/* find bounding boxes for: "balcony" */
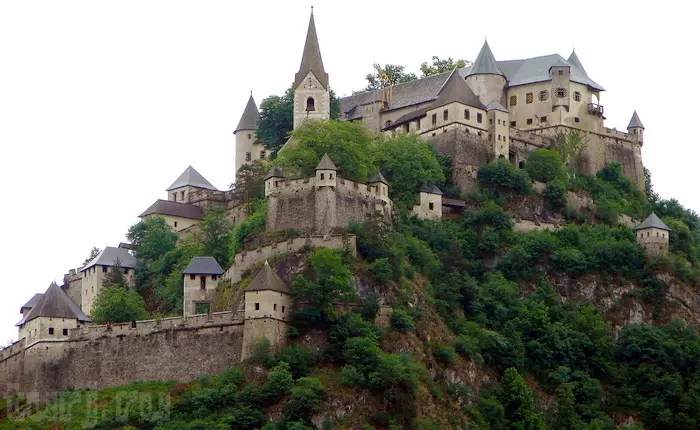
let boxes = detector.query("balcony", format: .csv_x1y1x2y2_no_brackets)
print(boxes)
588,103,604,116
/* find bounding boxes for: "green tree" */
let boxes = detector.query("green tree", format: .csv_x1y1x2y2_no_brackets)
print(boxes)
477,159,532,194
83,247,101,265
102,258,127,288
283,377,327,424
256,86,294,156
553,129,587,170
553,383,582,430
198,206,232,267
419,56,471,77
232,160,267,205
91,285,149,324
390,309,415,332
363,63,417,91
127,216,179,294
498,368,546,430
525,149,565,183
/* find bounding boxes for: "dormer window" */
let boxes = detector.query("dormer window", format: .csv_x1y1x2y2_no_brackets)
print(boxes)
306,97,316,111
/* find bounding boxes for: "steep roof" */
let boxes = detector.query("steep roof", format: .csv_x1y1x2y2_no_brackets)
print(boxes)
467,40,504,77
420,184,443,195
294,10,328,89
166,166,218,191
368,172,388,184
139,199,205,220
246,261,289,294
18,283,91,326
634,213,671,231
81,247,136,272
235,94,260,133
20,293,43,312
316,153,337,171
486,100,508,112
628,111,645,129
183,257,224,275
567,50,588,76
264,166,286,180
431,68,485,110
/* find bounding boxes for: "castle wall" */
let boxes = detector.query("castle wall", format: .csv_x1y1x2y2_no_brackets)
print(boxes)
242,317,288,360
429,128,492,193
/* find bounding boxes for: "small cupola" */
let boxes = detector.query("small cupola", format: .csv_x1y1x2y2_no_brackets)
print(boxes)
264,166,286,196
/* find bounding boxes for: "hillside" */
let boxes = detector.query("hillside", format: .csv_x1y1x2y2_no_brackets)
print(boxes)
3,122,700,430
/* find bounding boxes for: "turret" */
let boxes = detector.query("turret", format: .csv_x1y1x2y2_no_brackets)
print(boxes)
368,172,389,201
264,166,286,197
412,184,443,220
315,154,337,187
465,40,506,107
627,111,644,145
166,166,218,203
634,213,670,257
182,257,224,318
234,93,265,173
486,100,509,160
549,59,571,113
293,8,330,129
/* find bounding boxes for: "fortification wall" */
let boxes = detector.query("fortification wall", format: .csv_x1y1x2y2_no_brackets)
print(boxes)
267,188,317,231
429,128,492,193
224,235,357,284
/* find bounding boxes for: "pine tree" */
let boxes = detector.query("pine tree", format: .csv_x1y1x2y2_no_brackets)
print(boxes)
102,258,127,288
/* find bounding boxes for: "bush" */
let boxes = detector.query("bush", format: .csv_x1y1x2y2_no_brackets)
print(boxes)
91,286,149,324
550,248,589,276
277,346,316,380
433,344,457,366
371,258,393,284
544,180,568,212
283,377,327,424
477,159,532,194
525,149,565,183
390,309,415,332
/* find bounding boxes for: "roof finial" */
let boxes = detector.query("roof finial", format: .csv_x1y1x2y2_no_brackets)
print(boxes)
250,90,252,96
311,5,313,14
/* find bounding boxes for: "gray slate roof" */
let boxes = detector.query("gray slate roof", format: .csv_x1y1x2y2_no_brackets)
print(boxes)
183,257,224,275
316,154,337,170
167,166,218,191
246,261,289,294
235,94,260,133
431,68,485,110
264,166,286,180
468,40,504,76
383,108,428,131
139,199,205,220
18,283,91,326
628,111,644,129
420,184,443,195
486,100,508,112
634,213,671,231
81,247,136,272
20,293,44,311
567,50,588,76
368,172,388,184
294,11,328,89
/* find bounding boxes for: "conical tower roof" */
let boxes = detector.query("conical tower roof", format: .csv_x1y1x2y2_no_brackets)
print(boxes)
628,111,645,129
166,166,218,191
567,50,588,77
246,261,289,294
316,153,337,171
18,283,91,326
294,9,328,89
634,213,670,231
235,94,260,133
433,68,484,109
467,40,504,77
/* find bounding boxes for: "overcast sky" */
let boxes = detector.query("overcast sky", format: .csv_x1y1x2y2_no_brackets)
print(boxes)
0,1,695,343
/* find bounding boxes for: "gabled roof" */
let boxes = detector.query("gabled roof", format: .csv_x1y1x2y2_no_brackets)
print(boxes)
567,50,588,76
264,166,286,180
467,40,504,77
183,257,224,275
246,261,289,294
139,199,205,220
628,111,644,129
18,283,91,326
316,153,337,171
431,68,485,110
81,247,136,272
368,172,388,184
634,213,671,231
20,293,43,312
420,184,443,195
498,53,604,90
486,100,508,112
235,94,260,133
294,10,328,89
167,166,218,191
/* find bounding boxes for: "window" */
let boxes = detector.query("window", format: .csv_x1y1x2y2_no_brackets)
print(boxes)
574,117,580,123
527,118,533,125
174,221,178,228
246,133,252,139
574,91,581,102
62,329,68,336
124,268,128,274
260,150,266,159
443,109,448,121
464,109,470,120
510,121,516,127
431,114,437,126
556,88,567,98
102,266,108,273
541,116,547,122
403,123,409,133
526,93,533,104
320,173,325,180
255,303,260,311
489,118,493,125
498,135,501,141
329,173,333,179
181,191,185,200
306,97,315,111
416,119,420,130
497,119,500,125
558,70,563,76
429,203,434,210
519,161,525,169
48,328,54,335
200,276,206,290
212,274,218,281
245,152,251,162
274,304,277,311
509,95,517,107
172,193,176,201
477,113,483,123
538,90,549,101
190,274,195,280
282,306,286,313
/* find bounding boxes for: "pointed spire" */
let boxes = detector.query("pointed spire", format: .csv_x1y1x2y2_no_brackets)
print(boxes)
246,260,289,294
235,94,260,133
567,50,588,77
634,213,670,231
294,9,328,89
467,40,504,77
628,111,644,129
166,166,218,191
433,68,484,109
316,153,337,171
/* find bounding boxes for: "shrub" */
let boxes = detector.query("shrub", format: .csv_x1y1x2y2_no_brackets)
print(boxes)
477,159,532,194
525,149,565,183
277,346,316,379
544,180,568,212
390,309,415,332
433,344,457,366
91,286,149,324
550,248,589,276
283,377,327,423
371,258,393,284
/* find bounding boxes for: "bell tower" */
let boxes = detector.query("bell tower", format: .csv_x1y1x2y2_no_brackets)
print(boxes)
293,8,330,129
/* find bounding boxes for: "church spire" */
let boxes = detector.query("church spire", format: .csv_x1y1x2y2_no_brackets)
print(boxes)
468,40,504,77
294,8,328,89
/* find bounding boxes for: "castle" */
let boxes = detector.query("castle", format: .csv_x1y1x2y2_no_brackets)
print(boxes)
1,9,664,401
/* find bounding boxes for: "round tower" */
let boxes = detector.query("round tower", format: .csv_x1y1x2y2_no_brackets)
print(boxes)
465,40,506,107
234,93,262,174
627,110,644,146
315,153,337,187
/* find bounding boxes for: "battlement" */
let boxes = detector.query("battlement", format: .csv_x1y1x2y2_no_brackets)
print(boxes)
0,339,24,362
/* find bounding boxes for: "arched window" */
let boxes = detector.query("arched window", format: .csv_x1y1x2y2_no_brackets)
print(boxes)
519,161,525,169
306,97,316,111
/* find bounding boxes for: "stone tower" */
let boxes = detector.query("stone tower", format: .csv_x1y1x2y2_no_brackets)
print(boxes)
182,256,224,318
634,213,671,257
234,93,265,173
549,60,571,121
315,154,338,234
465,40,506,107
486,100,510,160
293,9,330,129
241,261,292,359
627,110,644,146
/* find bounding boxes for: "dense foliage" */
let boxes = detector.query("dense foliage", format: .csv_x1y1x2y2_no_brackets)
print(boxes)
91,285,149,324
